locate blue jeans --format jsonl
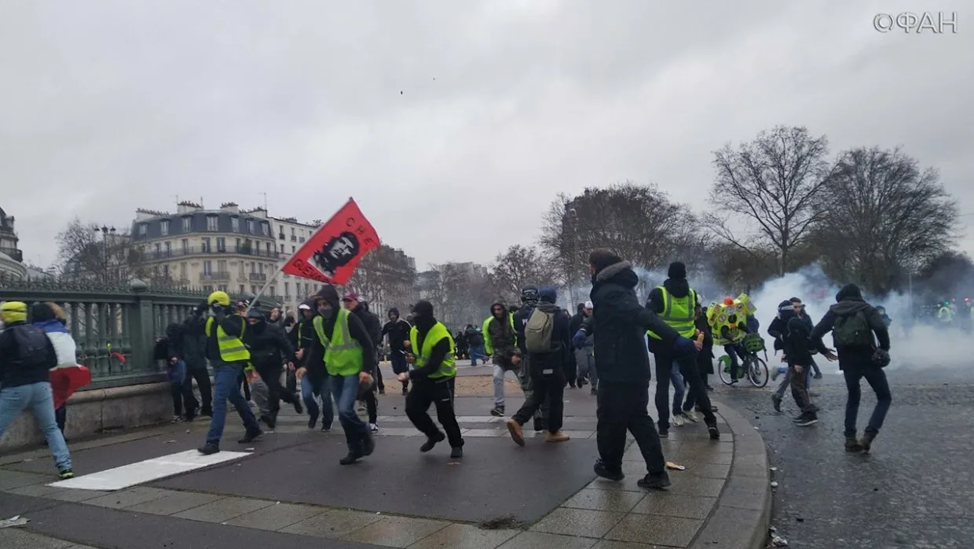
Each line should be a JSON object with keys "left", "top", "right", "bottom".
{"left": 0, "top": 382, "right": 72, "bottom": 472}
{"left": 206, "top": 363, "right": 260, "bottom": 445}
{"left": 670, "top": 362, "right": 685, "bottom": 416}
{"left": 330, "top": 373, "right": 368, "bottom": 454}
{"left": 301, "top": 374, "right": 333, "bottom": 429}
{"left": 469, "top": 345, "right": 486, "bottom": 365}
{"left": 843, "top": 367, "right": 892, "bottom": 437}
{"left": 725, "top": 345, "right": 746, "bottom": 380}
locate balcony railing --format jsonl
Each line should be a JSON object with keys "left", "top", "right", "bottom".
{"left": 0, "top": 246, "right": 23, "bottom": 263}
{"left": 144, "top": 245, "right": 279, "bottom": 262}
{"left": 200, "top": 271, "right": 231, "bottom": 282}
{"left": 249, "top": 272, "right": 267, "bottom": 282}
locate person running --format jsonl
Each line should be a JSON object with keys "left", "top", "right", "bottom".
{"left": 246, "top": 308, "right": 302, "bottom": 430}
{"left": 399, "top": 301, "right": 464, "bottom": 458}
{"left": 299, "top": 285, "right": 376, "bottom": 465}
{"left": 382, "top": 308, "right": 412, "bottom": 395}
{"left": 0, "top": 302, "right": 74, "bottom": 479}
{"left": 32, "top": 302, "right": 77, "bottom": 438}
{"left": 506, "top": 287, "right": 571, "bottom": 445}
{"left": 574, "top": 251, "right": 703, "bottom": 491}
{"left": 769, "top": 298, "right": 818, "bottom": 413}
{"left": 514, "top": 286, "right": 549, "bottom": 432}
{"left": 180, "top": 302, "right": 213, "bottom": 417}
{"left": 484, "top": 301, "right": 517, "bottom": 416}
{"left": 782, "top": 315, "right": 817, "bottom": 426}
{"left": 198, "top": 291, "right": 262, "bottom": 455}
{"left": 343, "top": 293, "right": 381, "bottom": 432}
{"left": 811, "top": 284, "right": 891, "bottom": 453}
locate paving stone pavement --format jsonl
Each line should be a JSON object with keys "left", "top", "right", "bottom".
{"left": 1, "top": 384, "right": 771, "bottom": 549}
{"left": 715, "top": 367, "right": 974, "bottom": 548}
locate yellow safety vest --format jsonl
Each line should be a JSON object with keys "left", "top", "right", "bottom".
{"left": 313, "top": 309, "right": 363, "bottom": 377}
{"left": 205, "top": 316, "right": 249, "bottom": 362}
{"left": 648, "top": 287, "right": 697, "bottom": 339}
{"left": 410, "top": 322, "right": 457, "bottom": 380}
{"left": 938, "top": 307, "right": 953, "bottom": 323}
{"left": 482, "top": 313, "right": 515, "bottom": 355}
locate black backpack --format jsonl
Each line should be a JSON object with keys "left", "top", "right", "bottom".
{"left": 833, "top": 310, "right": 875, "bottom": 349}
{"left": 10, "top": 325, "right": 50, "bottom": 368}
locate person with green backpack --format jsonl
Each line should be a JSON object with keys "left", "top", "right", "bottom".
{"left": 811, "top": 284, "right": 892, "bottom": 454}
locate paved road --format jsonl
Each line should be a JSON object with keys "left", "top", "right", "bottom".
{"left": 713, "top": 366, "right": 974, "bottom": 548}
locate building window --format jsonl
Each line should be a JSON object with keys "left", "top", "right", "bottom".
{"left": 201, "top": 237, "right": 211, "bottom": 253}
{"left": 231, "top": 217, "right": 239, "bottom": 232}
{"left": 284, "top": 282, "right": 289, "bottom": 296}
{"left": 207, "top": 216, "right": 218, "bottom": 231}
{"left": 291, "top": 227, "right": 295, "bottom": 236}
{"left": 280, "top": 243, "right": 285, "bottom": 252}
{"left": 160, "top": 220, "right": 170, "bottom": 236}
{"left": 216, "top": 237, "right": 226, "bottom": 252}
{"left": 182, "top": 217, "right": 192, "bottom": 232}
{"left": 218, "top": 284, "right": 228, "bottom": 292}
{"left": 250, "top": 261, "right": 256, "bottom": 273}
{"left": 180, "top": 262, "right": 187, "bottom": 278}
{"left": 217, "top": 260, "right": 227, "bottom": 273}
{"left": 164, "top": 241, "right": 171, "bottom": 257}
{"left": 138, "top": 223, "right": 148, "bottom": 236}
{"left": 154, "top": 243, "right": 161, "bottom": 257}
{"left": 266, "top": 242, "right": 271, "bottom": 254}
{"left": 251, "top": 285, "right": 257, "bottom": 293}
{"left": 269, "top": 286, "right": 275, "bottom": 297}
{"left": 203, "top": 260, "right": 212, "bottom": 275}
{"left": 292, "top": 245, "right": 296, "bottom": 253}
{"left": 162, "top": 264, "right": 170, "bottom": 277}
{"left": 181, "top": 239, "right": 189, "bottom": 254}
{"left": 261, "top": 222, "right": 269, "bottom": 236}
{"left": 299, "top": 237, "right": 305, "bottom": 243}
{"left": 247, "top": 219, "right": 254, "bottom": 234}
{"left": 239, "top": 285, "right": 245, "bottom": 294}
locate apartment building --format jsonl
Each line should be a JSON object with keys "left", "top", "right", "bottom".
{"left": 132, "top": 202, "right": 279, "bottom": 298}
{"left": 269, "top": 215, "right": 323, "bottom": 312}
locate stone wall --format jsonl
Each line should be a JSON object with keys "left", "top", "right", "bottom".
{"left": 0, "top": 382, "right": 172, "bottom": 453}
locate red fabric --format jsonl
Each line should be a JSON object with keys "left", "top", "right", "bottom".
{"left": 281, "top": 199, "right": 380, "bottom": 285}
{"left": 50, "top": 366, "right": 92, "bottom": 409}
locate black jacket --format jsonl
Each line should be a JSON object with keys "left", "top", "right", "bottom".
{"left": 526, "top": 301, "right": 572, "bottom": 378}
{"left": 646, "top": 278, "right": 694, "bottom": 354}
{"left": 581, "top": 261, "right": 680, "bottom": 383}
{"left": 408, "top": 317, "right": 451, "bottom": 381}
{"left": 381, "top": 317, "right": 412, "bottom": 352}
{"left": 205, "top": 310, "right": 247, "bottom": 365}
{"left": 0, "top": 322, "right": 58, "bottom": 388}
{"left": 246, "top": 321, "right": 295, "bottom": 371}
{"left": 181, "top": 312, "right": 208, "bottom": 368}
{"left": 810, "top": 284, "right": 890, "bottom": 371}
{"left": 352, "top": 306, "right": 382, "bottom": 351}
{"left": 783, "top": 316, "right": 813, "bottom": 367}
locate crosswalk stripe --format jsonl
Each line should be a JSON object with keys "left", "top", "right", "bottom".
{"left": 48, "top": 450, "right": 251, "bottom": 491}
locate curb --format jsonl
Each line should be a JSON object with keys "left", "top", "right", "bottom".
{"left": 689, "top": 398, "right": 772, "bottom": 549}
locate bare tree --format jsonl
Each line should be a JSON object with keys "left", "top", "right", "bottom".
{"left": 487, "top": 245, "right": 558, "bottom": 304}
{"left": 810, "top": 147, "right": 958, "bottom": 294}
{"left": 349, "top": 244, "right": 417, "bottom": 312}
{"left": 55, "top": 218, "right": 160, "bottom": 285}
{"left": 705, "top": 126, "right": 834, "bottom": 275}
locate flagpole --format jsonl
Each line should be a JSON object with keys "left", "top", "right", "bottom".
{"left": 246, "top": 267, "right": 284, "bottom": 313}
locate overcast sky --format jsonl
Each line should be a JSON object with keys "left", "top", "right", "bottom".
{"left": 1, "top": 1, "right": 970, "bottom": 271}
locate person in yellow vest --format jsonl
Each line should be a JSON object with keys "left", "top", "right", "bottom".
{"left": 397, "top": 301, "right": 464, "bottom": 458}
{"left": 297, "top": 285, "right": 376, "bottom": 465}
{"left": 645, "top": 262, "right": 719, "bottom": 440}
{"left": 937, "top": 301, "right": 953, "bottom": 325}
{"left": 198, "top": 291, "right": 262, "bottom": 456}
{"left": 483, "top": 301, "right": 517, "bottom": 417}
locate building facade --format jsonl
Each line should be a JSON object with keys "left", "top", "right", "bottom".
{"left": 269, "top": 216, "right": 322, "bottom": 312}
{"left": 132, "top": 202, "right": 278, "bottom": 298}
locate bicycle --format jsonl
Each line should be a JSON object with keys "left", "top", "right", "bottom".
{"left": 717, "top": 333, "right": 769, "bottom": 388}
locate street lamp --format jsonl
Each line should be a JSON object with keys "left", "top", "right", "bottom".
{"left": 567, "top": 205, "right": 579, "bottom": 308}
{"left": 93, "top": 225, "right": 116, "bottom": 282}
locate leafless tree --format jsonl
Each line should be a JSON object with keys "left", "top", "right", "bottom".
{"left": 811, "top": 147, "right": 958, "bottom": 294}
{"left": 55, "top": 218, "right": 162, "bottom": 285}
{"left": 349, "top": 244, "right": 418, "bottom": 312}
{"left": 487, "top": 245, "right": 559, "bottom": 304}
{"left": 417, "top": 263, "right": 492, "bottom": 328}
{"left": 705, "top": 126, "right": 835, "bottom": 275}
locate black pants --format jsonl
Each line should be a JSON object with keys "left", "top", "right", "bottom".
{"left": 655, "top": 348, "right": 718, "bottom": 431}
{"left": 675, "top": 350, "right": 717, "bottom": 425}
{"left": 256, "top": 364, "right": 297, "bottom": 416}
{"left": 390, "top": 352, "right": 409, "bottom": 391}
{"left": 512, "top": 363, "right": 565, "bottom": 433}
{"left": 790, "top": 364, "right": 813, "bottom": 413}
{"left": 286, "top": 368, "right": 297, "bottom": 394}
{"left": 362, "top": 386, "right": 378, "bottom": 423}
{"left": 181, "top": 364, "right": 212, "bottom": 415}
{"left": 405, "top": 378, "right": 464, "bottom": 448}
{"left": 238, "top": 371, "right": 251, "bottom": 401}
{"left": 55, "top": 405, "right": 67, "bottom": 434}
{"left": 597, "top": 380, "right": 666, "bottom": 475}
{"left": 374, "top": 361, "right": 385, "bottom": 392}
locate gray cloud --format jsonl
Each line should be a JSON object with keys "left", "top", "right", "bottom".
{"left": 2, "top": 0, "right": 971, "bottom": 269}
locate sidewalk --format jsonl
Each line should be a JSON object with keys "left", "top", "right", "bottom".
{"left": 0, "top": 385, "right": 770, "bottom": 549}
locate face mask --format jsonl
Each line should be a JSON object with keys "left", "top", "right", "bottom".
{"left": 318, "top": 306, "right": 334, "bottom": 318}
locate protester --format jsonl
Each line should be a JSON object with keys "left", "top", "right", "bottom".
{"left": 811, "top": 284, "right": 892, "bottom": 453}
{"left": 399, "top": 301, "right": 464, "bottom": 458}
{"left": 343, "top": 292, "right": 381, "bottom": 432}
{"left": 245, "top": 308, "right": 302, "bottom": 429}
{"left": 181, "top": 302, "right": 213, "bottom": 417}
{"left": 31, "top": 302, "right": 77, "bottom": 437}
{"left": 782, "top": 315, "right": 817, "bottom": 426}
{"left": 163, "top": 321, "right": 196, "bottom": 422}
{"left": 0, "top": 301, "right": 74, "bottom": 478}
{"left": 483, "top": 301, "right": 517, "bottom": 416}
{"left": 382, "top": 307, "right": 413, "bottom": 395}
{"left": 465, "top": 324, "right": 486, "bottom": 365}
{"left": 574, "top": 250, "right": 706, "bottom": 491}
{"left": 198, "top": 291, "right": 262, "bottom": 456}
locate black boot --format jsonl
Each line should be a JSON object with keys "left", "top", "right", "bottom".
{"left": 594, "top": 459, "right": 624, "bottom": 481}
{"left": 638, "top": 471, "right": 671, "bottom": 490}
{"left": 198, "top": 443, "right": 220, "bottom": 455}
{"left": 420, "top": 431, "right": 446, "bottom": 452}
{"left": 339, "top": 452, "right": 362, "bottom": 465}
{"left": 238, "top": 429, "right": 263, "bottom": 444}
{"left": 363, "top": 433, "right": 376, "bottom": 456}
{"left": 450, "top": 446, "right": 463, "bottom": 459}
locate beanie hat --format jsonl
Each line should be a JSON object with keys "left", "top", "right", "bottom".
{"left": 667, "top": 261, "right": 687, "bottom": 280}
{"left": 589, "top": 249, "right": 623, "bottom": 275}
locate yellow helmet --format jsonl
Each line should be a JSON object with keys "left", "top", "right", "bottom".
{"left": 207, "top": 291, "right": 231, "bottom": 307}
{"left": 0, "top": 301, "right": 28, "bottom": 324}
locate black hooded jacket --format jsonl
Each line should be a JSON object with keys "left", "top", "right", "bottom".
{"left": 768, "top": 301, "right": 795, "bottom": 352}
{"left": 310, "top": 286, "right": 377, "bottom": 376}
{"left": 783, "top": 316, "right": 813, "bottom": 367}
{"left": 581, "top": 261, "right": 681, "bottom": 383}
{"left": 351, "top": 304, "right": 382, "bottom": 351}
{"left": 246, "top": 317, "right": 296, "bottom": 372}
{"left": 381, "top": 308, "right": 412, "bottom": 352}
{"left": 646, "top": 277, "right": 694, "bottom": 354}
{"left": 810, "top": 284, "right": 890, "bottom": 371}
{"left": 0, "top": 320, "right": 57, "bottom": 388}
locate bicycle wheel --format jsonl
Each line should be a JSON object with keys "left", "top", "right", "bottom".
{"left": 717, "top": 355, "right": 736, "bottom": 386}
{"left": 747, "top": 356, "right": 769, "bottom": 388}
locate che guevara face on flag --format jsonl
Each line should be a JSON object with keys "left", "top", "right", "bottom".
{"left": 281, "top": 199, "right": 379, "bottom": 285}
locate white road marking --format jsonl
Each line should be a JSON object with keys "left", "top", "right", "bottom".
{"left": 48, "top": 449, "right": 250, "bottom": 491}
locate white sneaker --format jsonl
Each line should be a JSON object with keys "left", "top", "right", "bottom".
{"left": 672, "top": 415, "right": 685, "bottom": 427}
{"left": 369, "top": 423, "right": 379, "bottom": 433}
{"left": 682, "top": 410, "right": 698, "bottom": 423}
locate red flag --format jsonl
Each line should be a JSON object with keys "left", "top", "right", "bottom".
{"left": 50, "top": 365, "right": 92, "bottom": 410}
{"left": 281, "top": 198, "right": 380, "bottom": 285}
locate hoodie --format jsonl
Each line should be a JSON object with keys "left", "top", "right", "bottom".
{"left": 782, "top": 316, "right": 813, "bottom": 367}
{"left": 245, "top": 311, "right": 296, "bottom": 372}
{"left": 484, "top": 301, "right": 516, "bottom": 356}
{"left": 646, "top": 277, "right": 694, "bottom": 353}
{"left": 768, "top": 300, "right": 796, "bottom": 351}
{"left": 810, "top": 284, "right": 890, "bottom": 371}
{"left": 312, "top": 286, "right": 376, "bottom": 376}
{"left": 381, "top": 308, "right": 412, "bottom": 352}
{"left": 408, "top": 301, "right": 452, "bottom": 381}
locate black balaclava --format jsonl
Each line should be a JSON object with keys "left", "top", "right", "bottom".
{"left": 412, "top": 300, "right": 435, "bottom": 332}
{"left": 247, "top": 308, "right": 266, "bottom": 332}
{"left": 31, "top": 302, "right": 55, "bottom": 323}
{"left": 314, "top": 285, "right": 341, "bottom": 320}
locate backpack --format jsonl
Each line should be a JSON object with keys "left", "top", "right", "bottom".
{"left": 10, "top": 325, "right": 50, "bottom": 368}
{"left": 833, "top": 310, "right": 874, "bottom": 349}
{"left": 524, "top": 307, "right": 555, "bottom": 353}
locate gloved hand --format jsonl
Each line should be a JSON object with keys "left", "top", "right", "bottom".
{"left": 572, "top": 330, "right": 587, "bottom": 349}
{"left": 673, "top": 336, "right": 697, "bottom": 357}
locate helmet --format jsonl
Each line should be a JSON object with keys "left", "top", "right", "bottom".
{"left": 871, "top": 348, "right": 891, "bottom": 368}
{"left": 207, "top": 291, "right": 231, "bottom": 307}
{"left": 0, "top": 301, "right": 27, "bottom": 324}
{"left": 520, "top": 285, "right": 539, "bottom": 304}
